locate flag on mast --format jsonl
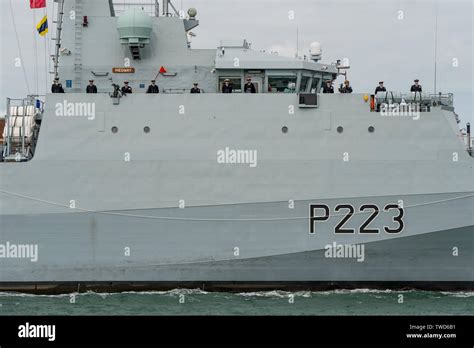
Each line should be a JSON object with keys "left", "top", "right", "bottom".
{"left": 30, "top": 0, "right": 46, "bottom": 9}
{"left": 36, "top": 15, "right": 49, "bottom": 36}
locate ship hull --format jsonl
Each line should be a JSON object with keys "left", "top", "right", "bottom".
{"left": 1, "top": 94, "right": 473, "bottom": 291}
{"left": 1, "top": 193, "right": 472, "bottom": 289}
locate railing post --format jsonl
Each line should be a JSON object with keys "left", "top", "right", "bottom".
{"left": 21, "top": 99, "right": 26, "bottom": 158}
{"left": 467, "top": 123, "right": 472, "bottom": 156}
{"left": 5, "top": 98, "right": 11, "bottom": 157}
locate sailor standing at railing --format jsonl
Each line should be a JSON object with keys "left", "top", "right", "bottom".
{"left": 51, "top": 78, "right": 65, "bottom": 93}
{"left": 244, "top": 78, "right": 256, "bottom": 93}
{"left": 375, "top": 81, "right": 386, "bottom": 94}
{"left": 410, "top": 79, "right": 422, "bottom": 92}
{"left": 322, "top": 80, "right": 334, "bottom": 93}
{"left": 190, "top": 83, "right": 201, "bottom": 94}
{"left": 339, "top": 80, "right": 353, "bottom": 94}
{"left": 121, "top": 81, "right": 133, "bottom": 94}
{"left": 86, "top": 80, "right": 97, "bottom": 94}
{"left": 222, "top": 79, "right": 233, "bottom": 93}
{"left": 146, "top": 80, "right": 159, "bottom": 94}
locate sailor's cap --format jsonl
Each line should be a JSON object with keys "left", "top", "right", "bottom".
{"left": 89, "top": 80, "right": 94, "bottom": 82}
{"left": 151, "top": 80, "right": 156, "bottom": 82}
{"left": 54, "top": 78, "right": 59, "bottom": 81}
{"left": 414, "top": 79, "right": 419, "bottom": 82}
{"left": 124, "top": 81, "right": 129, "bottom": 84}
{"left": 379, "top": 81, "right": 384, "bottom": 84}
{"left": 193, "top": 82, "right": 198, "bottom": 85}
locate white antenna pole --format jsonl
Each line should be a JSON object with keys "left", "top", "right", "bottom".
{"left": 434, "top": 0, "right": 438, "bottom": 94}
{"left": 162, "top": 0, "right": 169, "bottom": 16}
{"left": 296, "top": 27, "right": 299, "bottom": 58}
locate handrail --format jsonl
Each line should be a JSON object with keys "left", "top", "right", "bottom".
{"left": 3, "top": 96, "right": 40, "bottom": 161}
{"left": 111, "top": 0, "right": 160, "bottom": 17}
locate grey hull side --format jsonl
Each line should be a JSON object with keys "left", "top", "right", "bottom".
{"left": 0, "top": 227, "right": 472, "bottom": 292}
{"left": 1, "top": 193, "right": 472, "bottom": 284}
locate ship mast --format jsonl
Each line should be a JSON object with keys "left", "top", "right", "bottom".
{"left": 433, "top": 0, "right": 438, "bottom": 95}
{"left": 161, "top": 0, "right": 179, "bottom": 17}
{"left": 52, "top": 0, "right": 65, "bottom": 79}
{"left": 162, "top": 0, "right": 169, "bottom": 16}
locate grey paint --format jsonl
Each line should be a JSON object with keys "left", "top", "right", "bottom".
{"left": 0, "top": 0, "right": 473, "bottom": 286}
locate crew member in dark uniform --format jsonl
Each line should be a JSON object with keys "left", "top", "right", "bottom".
{"left": 322, "top": 80, "right": 334, "bottom": 93}
{"left": 51, "top": 78, "right": 65, "bottom": 93}
{"left": 375, "top": 81, "right": 386, "bottom": 94}
{"left": 222, "top": 79, "right": 233, "bottom": 93}
{"left": 190, "top": 82, "right": 201, "bottom": 94}
{"left": 244, "top": 77, "right": 256, "bottom": 93}
{"left": 121, "top": 81, "right": 132, "bottom": 94}
{"left": 86, "top": 80, "right": 97, "bottom": 94}
{"left": 146, "top": 80, "right": 159, "bottom": 94}
{"left": 410, "top": 79, "right": 422, "bottom": 92}
{"left": 339, "top": 80, "right": 353, "bottom": 93}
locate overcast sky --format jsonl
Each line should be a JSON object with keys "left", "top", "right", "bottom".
{"left": 0, "top": 0, "right": 472, "bottom": 124}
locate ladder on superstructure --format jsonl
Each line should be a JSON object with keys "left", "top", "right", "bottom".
{"left": 74, "top": 0, "right": 83, "bottom": 92}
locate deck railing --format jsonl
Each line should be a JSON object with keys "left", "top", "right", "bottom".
{"left": 112, "top": 0, "right": 160, "bottom": 17}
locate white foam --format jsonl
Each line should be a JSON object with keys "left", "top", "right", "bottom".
{"left": 237, "top": 290, "right": 311, "bottom": 298}
{"left": 0, "top": 289, "right": 472, "bottom": 298}
{"left": 440, "top": 291, "right": 474, "bottom": 298}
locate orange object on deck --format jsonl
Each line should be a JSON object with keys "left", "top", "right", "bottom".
{"left": 0, "top": 118, "right": 5, "bottom": 144}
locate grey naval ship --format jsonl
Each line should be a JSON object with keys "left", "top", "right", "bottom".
{"left": 0, "top": 0, "right": 473, "bottom": 293}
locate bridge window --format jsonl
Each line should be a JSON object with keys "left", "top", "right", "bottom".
{"left": 300, "top": 76, "right": 310, "bottom": 93}
{"left": 310, "top": 78, "right": 321, "bottom": 93}
{"left": 268, "top": 76, "right": 297, "bottom": 93}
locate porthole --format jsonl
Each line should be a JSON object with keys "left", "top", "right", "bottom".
{"left": 337, "top": 126, "right": 343, "bottom": 133}
{"left": 368, "top": 126, "right": 375, "bottom": 133}
{"left": 282, "top": 126, "right": 288, "bottom": 134}
{"left": 144, "top": 126, "right": 150, "bottom": 133}
{"left": 111, "top": 126, "right": 118, "bottom": 134}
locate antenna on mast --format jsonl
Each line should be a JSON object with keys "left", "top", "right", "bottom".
{"left": 295, "top": 27, "right": 299, "bottom": 58}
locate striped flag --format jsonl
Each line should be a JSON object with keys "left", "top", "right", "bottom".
{"left": 30, "top": 0, "right": 46, "bottom": 9}
{"left": 36, "top": 15, "right": 48, "bottom": 36}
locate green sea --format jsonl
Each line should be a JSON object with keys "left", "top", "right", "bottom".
{"left": 0, "top": 289, "right": 473, "bottom": 315}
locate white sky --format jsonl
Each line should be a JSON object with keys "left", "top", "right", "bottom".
{"left": 0, "top": 0, "right": 473, "bottom": 124}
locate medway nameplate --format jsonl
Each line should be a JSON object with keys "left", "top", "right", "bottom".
{"left": 112, "top": 67, "right": 135, "bottom": 73}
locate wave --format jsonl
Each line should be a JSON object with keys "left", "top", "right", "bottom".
{"left": 237, "top": 290, "right": 312, "bottom": 298}
{"left": 0, "top": 289, "right": 473, "bottom": 298}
